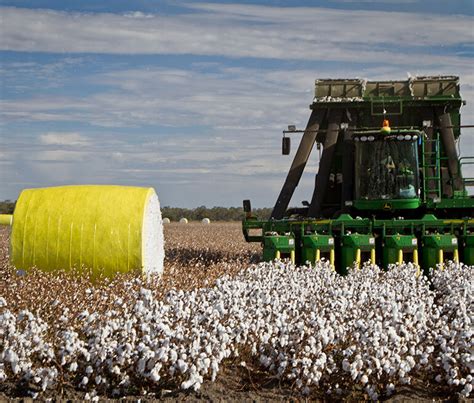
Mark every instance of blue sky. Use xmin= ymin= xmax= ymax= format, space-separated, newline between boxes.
xmin=1 ymin=1 xmax=473 ymax=207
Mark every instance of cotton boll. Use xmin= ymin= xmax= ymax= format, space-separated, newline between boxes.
xmin=176 ymin=359 xmax=188 ymax=374
xmin=150 ymin=364 xmax=161 ymax=383
xmin=386 ymin=383 xmax=395 ymax=395
xmin=3 ymin=260 xmax=472 ymax=399
xmin=461 ymin=383 xmax=472 ymax=397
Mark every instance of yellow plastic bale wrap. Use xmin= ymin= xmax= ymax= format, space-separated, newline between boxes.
xmin=10 ymin=185 xmax=164 ymax=278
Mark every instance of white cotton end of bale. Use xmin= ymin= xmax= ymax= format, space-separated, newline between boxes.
xmin=142 ymin=191 xmax=165 ymax=278
xmin=162 ymin=218 xmax=171 ymax=224
xmin=179 ymin=218 xmax=188 ymax=224
xmin=201 ymin=218 xmax=211 ymax=224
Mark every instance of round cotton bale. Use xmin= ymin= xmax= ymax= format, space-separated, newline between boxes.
xmin=162 ymin=217 xmax=171 ymax=224
xmin=179 ymin=217 xmax=188 ymax=224
xmin=201 ymin=218 xmax=211 ymax=225
xmin=10 ymin=185 xmax=164 ymax=278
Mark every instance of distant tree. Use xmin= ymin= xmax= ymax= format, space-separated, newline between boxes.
xmin=0 ymin=200 xmax=15 ymax=214
xmin=194 ymin=205 xmax=207 ymax=220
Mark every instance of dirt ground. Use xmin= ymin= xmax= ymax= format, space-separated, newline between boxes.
xmin=0 ymin=224 xmax=463 ymax=402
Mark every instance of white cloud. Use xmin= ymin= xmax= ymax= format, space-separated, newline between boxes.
xmin=2 ymin=65 xmax=473 ymax=189
xmin=32 ymin=150 xmax=88 ymax=162
xmin=1 ymin=3 xmax=473 ymax=204
xmin=2 ymin=64 xmax=472 ymax=133
xmin=0 ymin=66 xmax=311 ymax=129
xmin=0 ymin=5 xmax=472 ymax=66
xmin=39 ymin=132 xmax=90 ymax=146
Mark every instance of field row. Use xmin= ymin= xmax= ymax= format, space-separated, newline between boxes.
xmin=1 ymin=224 xmax=473 ymax=400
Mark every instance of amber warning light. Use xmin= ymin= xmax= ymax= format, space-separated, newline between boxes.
xmin=381 ymin=119 xmax=391 ymax=134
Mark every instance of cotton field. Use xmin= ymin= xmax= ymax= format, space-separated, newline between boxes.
xmin=0 ymin=223 xmax=473 ymax=400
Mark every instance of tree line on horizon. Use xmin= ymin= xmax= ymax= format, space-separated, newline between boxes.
xmin=0 ymin=200 xmax=272 ymax=221
xmin=0 ymin=200 xmax=15 ymax=214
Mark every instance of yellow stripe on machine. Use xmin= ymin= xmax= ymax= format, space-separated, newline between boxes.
xmin=443 ymin=219 xmax=474 ymax=224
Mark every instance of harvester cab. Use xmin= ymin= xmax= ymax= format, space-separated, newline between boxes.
xmin=353 ymin=126 xmax=421 ymax=210
xmin=243 ymin=76 xmax=474 ymax=274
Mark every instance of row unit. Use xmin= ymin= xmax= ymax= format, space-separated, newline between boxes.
xmin=262 ymin=232 xmax=473 ymax=275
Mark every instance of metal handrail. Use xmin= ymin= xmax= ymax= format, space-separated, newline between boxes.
xmin=460 ymin=157 xmax=474 ymax=186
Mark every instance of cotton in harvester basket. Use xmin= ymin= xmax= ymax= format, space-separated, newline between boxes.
xmin=201 ymin=218 xmax=211 ymax=224
xmin=8 ymin=185 xmax=164 ymax=278
xmin=179 ymin=218 xmax=189 ymax=224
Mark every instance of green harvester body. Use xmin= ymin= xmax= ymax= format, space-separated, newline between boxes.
xmin=243 ymin=76 xmax=474 ymax=273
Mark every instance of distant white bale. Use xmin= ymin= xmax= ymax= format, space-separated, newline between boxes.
xmin=162 ymin=217 xmax=171 ymax=224
xmin=201 ymin=218 xmax=211 ymax=225
xmin=179 ymin=217 xmax=188 ymax=224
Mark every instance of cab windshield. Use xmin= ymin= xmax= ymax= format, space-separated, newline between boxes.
xmin=355 ymin=136 xmax=419 ymax=200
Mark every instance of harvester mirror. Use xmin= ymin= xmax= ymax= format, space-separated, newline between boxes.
xmin=243 ymin=199 xmax=252 ymax=213
xmin=282 ymin=136 xmax=291 ymax=155
xmin=287 ymin=125 xmax=296 ymax=132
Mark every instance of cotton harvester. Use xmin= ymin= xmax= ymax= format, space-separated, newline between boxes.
xmin=242 ymin=76 xmax=474 ymax=274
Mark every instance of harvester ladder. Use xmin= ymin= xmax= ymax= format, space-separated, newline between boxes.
xmin=421 ymin=133 xmax=442 ymax=200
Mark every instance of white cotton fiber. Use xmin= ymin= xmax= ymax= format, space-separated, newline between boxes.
xmin=142 ymin=191 xmax=164 ymax=277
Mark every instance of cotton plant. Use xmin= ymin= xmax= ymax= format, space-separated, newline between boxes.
xmin=1 ymin=261 xmax=472 ymax=400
